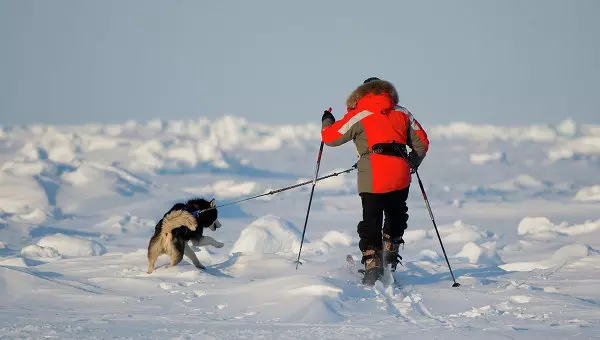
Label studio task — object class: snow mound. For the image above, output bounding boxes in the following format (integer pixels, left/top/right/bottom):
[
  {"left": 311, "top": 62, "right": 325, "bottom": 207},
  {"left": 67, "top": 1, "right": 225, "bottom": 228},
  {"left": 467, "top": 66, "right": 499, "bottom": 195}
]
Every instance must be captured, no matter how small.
[
  {"left": 321, "top": 231, "right": 352, "bottom": 248},
  {"left": 230, "top": 215, "right": 303, "bottom": 255},
  {"left": 518, "top": 217, "right": 600, "bottom": 239},
  {"left": 469, "top": 151, "right": 506, "bottom": 165},
  {"left": 37, "top": 128, "right": 79, "bottom": 163},
  {"left": 548, "top": 136, "right": 600, "bottom": 161},
  {"left": 574, "top": 185, "right": 600, "bottom": 202},
  {"left": 21, "top": 244, "right": 62, "bottom": 260},
  {"left": 550, "top": 244, "right": 598, "bottom": 263},
  {"left": 418, "top": 249, "right": 440, "bottom": 261},
  {"left": 35, "top": 234, "right": 107, "bottom": 258},
  {"left": 455, "top": 241, "right": 503, "bottom": 265},
  {"left": 555, "top": 118, "right": 579, "bottom": 138},
  {"left": 436, "top": 220, "right": 493, "bottom": 243}
]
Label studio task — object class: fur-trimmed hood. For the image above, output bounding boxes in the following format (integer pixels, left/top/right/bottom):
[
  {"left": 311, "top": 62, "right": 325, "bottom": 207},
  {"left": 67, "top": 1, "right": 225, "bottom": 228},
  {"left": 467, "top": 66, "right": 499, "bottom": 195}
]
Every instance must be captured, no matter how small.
[{"left": 345, "top": 79, "right": 399, "bottom": 110}]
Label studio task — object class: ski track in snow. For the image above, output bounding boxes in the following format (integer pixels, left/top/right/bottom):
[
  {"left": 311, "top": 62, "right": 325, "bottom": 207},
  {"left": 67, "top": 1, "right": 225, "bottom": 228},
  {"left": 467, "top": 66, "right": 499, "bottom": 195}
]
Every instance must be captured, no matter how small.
[{"left": 1, "top": 117, "right": 600, "bottom": 339}]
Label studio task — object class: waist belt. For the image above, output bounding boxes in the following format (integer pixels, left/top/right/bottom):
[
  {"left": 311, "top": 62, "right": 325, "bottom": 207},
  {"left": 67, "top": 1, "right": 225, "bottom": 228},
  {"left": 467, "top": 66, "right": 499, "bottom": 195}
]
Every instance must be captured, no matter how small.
[{"left": 362, "top": 142, "right": 408, "bottom": 158}]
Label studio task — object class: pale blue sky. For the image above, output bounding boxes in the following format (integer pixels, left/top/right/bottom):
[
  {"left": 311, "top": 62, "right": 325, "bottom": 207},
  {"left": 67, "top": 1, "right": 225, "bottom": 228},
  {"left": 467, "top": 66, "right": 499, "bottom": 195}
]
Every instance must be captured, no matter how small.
[{"left": 1, "top": 0, "right": 598, "bottom": 127}]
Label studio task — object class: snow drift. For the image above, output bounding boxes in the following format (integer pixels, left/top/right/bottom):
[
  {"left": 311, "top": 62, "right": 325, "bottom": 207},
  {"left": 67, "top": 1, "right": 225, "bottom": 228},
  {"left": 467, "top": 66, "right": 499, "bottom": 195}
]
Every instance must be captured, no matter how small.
[
  {"left": 27, "top": 234, "right": 107, "bottom": 258},
  {"left": 230, "top": 215, "right": 303, "bottom": 255},
  {"left": 518, "top": 217, "right": 600, "bottom": 239}
]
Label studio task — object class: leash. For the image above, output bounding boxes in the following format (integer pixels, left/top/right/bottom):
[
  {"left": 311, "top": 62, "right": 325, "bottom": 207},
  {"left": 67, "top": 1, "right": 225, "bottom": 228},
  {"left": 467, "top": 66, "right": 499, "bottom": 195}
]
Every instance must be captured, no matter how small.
[{"left": 191, "top": 162, "right": 358, "bottom": 217}]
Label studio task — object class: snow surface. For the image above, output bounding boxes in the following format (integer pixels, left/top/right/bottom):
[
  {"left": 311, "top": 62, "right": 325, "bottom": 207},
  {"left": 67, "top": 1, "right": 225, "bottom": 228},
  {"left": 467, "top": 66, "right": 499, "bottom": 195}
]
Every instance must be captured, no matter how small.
[
  {"left": 1, "top": 116, "right": 600, "bottom": 339},
  {"left": 469, "top": 151, "right": 506, "bottom": 165}
]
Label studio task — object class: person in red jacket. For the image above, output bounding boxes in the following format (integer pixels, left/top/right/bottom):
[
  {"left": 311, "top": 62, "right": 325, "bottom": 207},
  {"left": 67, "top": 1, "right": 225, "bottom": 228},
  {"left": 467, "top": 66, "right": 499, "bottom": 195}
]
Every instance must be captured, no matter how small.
[{"left": 321, "top": 77, "right": 429, "bottom": 286}]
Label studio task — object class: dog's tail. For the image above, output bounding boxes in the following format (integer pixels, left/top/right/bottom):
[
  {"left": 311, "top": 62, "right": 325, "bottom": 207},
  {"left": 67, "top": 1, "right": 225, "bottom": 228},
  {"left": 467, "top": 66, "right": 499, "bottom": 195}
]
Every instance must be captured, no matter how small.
[{"left": 159, "top": 210, "right": 197, "bottom": 234}]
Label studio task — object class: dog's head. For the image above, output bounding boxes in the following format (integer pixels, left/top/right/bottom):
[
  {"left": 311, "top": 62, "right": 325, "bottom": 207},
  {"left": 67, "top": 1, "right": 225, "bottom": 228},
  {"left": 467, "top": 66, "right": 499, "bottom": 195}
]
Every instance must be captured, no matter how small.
[{"left": 186, "top": 198, "right": 222, "bottom": 231}]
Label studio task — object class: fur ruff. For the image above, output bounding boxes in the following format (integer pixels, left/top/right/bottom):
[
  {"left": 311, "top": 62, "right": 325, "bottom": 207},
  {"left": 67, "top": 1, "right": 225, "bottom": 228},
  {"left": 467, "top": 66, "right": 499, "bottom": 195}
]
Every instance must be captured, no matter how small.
[{"left": 346, "top": 79, "right": 399, "bottom": 110}]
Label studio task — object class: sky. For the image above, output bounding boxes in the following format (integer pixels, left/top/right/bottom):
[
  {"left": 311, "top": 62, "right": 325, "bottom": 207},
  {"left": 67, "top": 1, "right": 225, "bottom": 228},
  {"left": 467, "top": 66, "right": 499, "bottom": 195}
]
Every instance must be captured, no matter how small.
[{"left": 1, "top": 0, "right": 599, "bottom": 128}]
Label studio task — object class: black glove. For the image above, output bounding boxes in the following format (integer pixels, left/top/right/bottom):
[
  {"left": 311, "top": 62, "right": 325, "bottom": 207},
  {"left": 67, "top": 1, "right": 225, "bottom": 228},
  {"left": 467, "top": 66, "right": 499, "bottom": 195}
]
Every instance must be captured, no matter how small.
[
  {"left": 321, "top": 109, "right": 335, "bottom": 123},
  {"left": 407, "top": 151, "right": 423, "bottom": 173}
]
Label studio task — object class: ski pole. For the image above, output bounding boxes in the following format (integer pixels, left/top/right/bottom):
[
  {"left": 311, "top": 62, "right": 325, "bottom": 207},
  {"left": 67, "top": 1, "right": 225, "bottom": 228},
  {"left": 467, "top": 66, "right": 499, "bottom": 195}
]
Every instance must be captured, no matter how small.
[
  {"left": 294, "top": 108, "right": 330, "bottom": 269},
  {"left": 415, "top": 170, "right": 460, "bottom": 287}
]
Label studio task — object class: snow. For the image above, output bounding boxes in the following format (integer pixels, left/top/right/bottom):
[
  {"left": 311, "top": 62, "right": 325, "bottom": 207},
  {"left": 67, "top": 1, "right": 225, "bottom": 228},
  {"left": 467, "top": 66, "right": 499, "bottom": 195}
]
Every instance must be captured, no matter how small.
[
  {"left": 429, "top": 122, "right": 558, "bottom": 142},
  {"left": 1, "top": 116, "right": 600, "bottom": 339},
  {"left": 469, "top": 151, "right": 505, "bottom": 165},
  {"left": 21, "top": 244, "right": 62, "bottom": 260},
  {"left": 230, "top": 215, "right": 303, "bottom": 255},
  {"left": 435, "top": 220, "right": 493, "bottom": 243},
  {"left": 321, "top": 230, "right": 353, "bottom": 247},
  {"left": 555, "top": 118, "right": 578, "bottom": 138},
  {"left": 518, "top": 217, "right": 600, "bottom": 239},
  {"left": 548, "top": 136, "right": 600, "bottom": 161},
  {"left": 0, "top": 173, "right": 49, "bottom": 214},
  {"left": 184, "top": 179, "right": 260, "bottom": 199},
  {"left": 34, "top": 234, "right": 107, "bottom": 258},
  {"left": 574, "top": 185, "right": 600, "bottom": 202},
  {"left": 455, "top": 241, "right": 503, "bottom": 265},
  {"left": 499, "top": 243, "right": 598, "bottom": 272},
  {"left": 0, "top": 257, "right": 27, "bottom": 267}
]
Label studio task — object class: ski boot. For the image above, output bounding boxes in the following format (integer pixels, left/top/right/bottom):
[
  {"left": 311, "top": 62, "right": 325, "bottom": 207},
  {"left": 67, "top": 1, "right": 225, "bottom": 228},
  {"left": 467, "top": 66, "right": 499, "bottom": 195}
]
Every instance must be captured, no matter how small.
[
  {"left": 361, "top": 249, "right": 383, "bottom": 286},
  {"left": 383, "top": 234, "right": 404, "bottom": 272}
]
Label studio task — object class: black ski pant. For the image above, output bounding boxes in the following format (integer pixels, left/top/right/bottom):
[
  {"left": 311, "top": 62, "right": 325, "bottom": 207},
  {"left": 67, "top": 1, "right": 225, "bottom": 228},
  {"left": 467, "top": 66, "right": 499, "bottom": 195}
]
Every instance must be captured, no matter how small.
[{"left": 357, "top": 186, "right": 410, "bottom": 252}]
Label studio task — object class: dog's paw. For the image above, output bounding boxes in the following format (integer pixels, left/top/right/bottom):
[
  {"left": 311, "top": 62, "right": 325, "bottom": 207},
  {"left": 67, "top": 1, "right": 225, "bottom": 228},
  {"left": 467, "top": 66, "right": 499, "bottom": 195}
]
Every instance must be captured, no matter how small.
[
  {"left": 195, "top": 263, "right": 206, "bottom": 270},
  {"left": 214, "top": 241, "right": 224, "bottom": 248}
]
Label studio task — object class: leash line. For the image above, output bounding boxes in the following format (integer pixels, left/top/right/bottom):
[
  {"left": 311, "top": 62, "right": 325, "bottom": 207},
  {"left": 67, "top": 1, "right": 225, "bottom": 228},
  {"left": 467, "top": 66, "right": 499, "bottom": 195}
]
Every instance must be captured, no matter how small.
[{"left": 191, "top": 163, "right": 357, "bottom": 216}]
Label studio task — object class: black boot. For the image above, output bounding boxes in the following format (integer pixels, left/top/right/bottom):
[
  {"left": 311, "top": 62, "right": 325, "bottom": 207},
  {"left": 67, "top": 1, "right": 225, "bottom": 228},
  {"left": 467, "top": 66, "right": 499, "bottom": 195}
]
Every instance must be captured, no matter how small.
[
  {"left": 361, "top": 249, "right": 383, "bottom": 286},
  {"left": 383, "top": 234, "right": 404, "bottom": 272}
]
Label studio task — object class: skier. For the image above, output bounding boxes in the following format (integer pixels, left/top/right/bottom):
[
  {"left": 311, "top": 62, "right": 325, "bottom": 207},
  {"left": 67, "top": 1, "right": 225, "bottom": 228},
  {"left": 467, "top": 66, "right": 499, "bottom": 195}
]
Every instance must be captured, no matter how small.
[{"left": 321, "top": 77, "right": 430, "bottom": 286}]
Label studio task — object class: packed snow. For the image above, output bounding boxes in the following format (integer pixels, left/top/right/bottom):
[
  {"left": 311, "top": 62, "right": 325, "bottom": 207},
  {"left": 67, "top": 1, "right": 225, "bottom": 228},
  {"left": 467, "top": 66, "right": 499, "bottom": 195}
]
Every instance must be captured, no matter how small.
[{"left": 1, "top": 116, "right": 600, "bottom": 339}]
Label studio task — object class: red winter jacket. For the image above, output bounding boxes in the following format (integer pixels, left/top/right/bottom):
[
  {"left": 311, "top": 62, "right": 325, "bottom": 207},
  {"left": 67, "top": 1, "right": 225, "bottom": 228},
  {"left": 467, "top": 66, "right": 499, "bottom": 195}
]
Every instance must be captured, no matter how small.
[{"left": 321, "top": 79, "right": 429, "bottom": 194}]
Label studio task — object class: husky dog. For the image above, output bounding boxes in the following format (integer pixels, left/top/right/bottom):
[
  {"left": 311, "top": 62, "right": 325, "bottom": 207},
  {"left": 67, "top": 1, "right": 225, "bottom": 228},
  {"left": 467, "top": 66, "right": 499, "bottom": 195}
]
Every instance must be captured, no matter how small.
[{"left": 147, "top": 198, "right": 224, "bottom": 274}]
